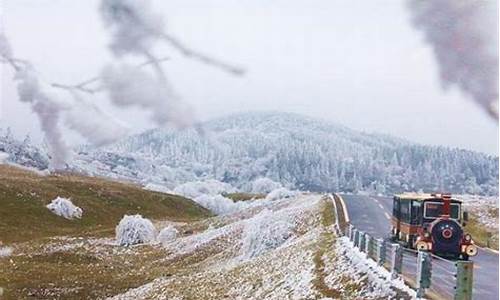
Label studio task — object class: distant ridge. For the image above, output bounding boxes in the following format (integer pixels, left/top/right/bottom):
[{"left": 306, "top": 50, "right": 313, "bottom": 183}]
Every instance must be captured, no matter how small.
[{"left": 72, "top": 111, "right": 498, "bottom": 196}]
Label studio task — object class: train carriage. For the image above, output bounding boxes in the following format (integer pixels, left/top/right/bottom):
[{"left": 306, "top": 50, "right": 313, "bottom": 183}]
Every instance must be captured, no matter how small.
[{"left": 391, "top": 193, "right": 477, "bottom": 260}]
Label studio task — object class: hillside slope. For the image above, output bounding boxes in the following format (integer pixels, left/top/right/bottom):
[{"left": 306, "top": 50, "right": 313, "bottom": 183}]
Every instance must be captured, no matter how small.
[
  {"left": 0, "top": 165, "right": 211, "bottom": 243},
  {"left": 74, "top": 112, "right": 498, "bottom": 195}
]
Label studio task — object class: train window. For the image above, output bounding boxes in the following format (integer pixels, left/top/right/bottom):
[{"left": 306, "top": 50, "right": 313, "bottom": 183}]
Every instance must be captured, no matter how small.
[
  {"left": 400, "top": 200, "right": 411, "bottom": 223},
  {"left": 410, "top": 201, "right": 421, "bottom": 225},
  {"left": 393, "top": 198, "right": 400, "bottom": 218},
  {"left": 424, "top": 202, "right": 460, "bottom": 219}
]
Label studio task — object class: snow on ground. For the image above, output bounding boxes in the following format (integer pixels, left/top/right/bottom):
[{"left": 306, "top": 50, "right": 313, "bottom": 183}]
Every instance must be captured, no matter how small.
[
  {"left": 4, "top": 193, "right": 414, "bottom": 299},
  {"left": 325, "top": 237, "right": 416, "bottom": 299},
  {"left": 108, "top": 194, "right": 413, "bottom": 299},
  {"left": 46, "top": 197, "right": 83, "bottom": 219}
]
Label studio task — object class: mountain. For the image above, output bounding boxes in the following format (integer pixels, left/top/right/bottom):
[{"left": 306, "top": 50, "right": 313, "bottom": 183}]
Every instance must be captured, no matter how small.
[{"left": 73, "top": 112, "right": 499, "bottom": 196}]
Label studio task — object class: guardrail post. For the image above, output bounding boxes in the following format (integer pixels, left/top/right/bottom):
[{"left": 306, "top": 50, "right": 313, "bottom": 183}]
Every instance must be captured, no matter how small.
[
  {"left": 359, "top": 231, "right": 366, "bottom": 252},
  {"left": 365, "top": 234, "right": 371, "bottom": 257},
  {"left": 454, "top": 261, "right": 473, "bottom": 300},
  {"left": 416, "top": 250, "right": 432, "bottom": 298},
  {"left": 376, "top": 238, "right": 386, "bottom": 266},
  {"left": 390, "top": 244, "right": 402, "bottom": 278}
]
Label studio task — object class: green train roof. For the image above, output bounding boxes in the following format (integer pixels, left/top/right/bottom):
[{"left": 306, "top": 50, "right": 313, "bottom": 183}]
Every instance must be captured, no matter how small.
[{"left": 394, "top": 193, "right": 462, "bottom": 203}]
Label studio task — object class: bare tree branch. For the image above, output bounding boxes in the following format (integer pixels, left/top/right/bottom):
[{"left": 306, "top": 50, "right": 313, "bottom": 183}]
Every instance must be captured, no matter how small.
[
  {"left": 48, "top": 56, "right": 170, "bottom": 94},
  {"left": 160, "top": 32, "right": 245, "bottom": 76}
]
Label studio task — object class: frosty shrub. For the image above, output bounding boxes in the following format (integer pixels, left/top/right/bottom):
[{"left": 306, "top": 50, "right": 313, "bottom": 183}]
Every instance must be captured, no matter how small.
[
  {"left": 46, "top": 197, "right": 83, "bottom": 219},
  {"left": 0, "top": 246, "right": 13, "bottom": 257},
  {"left": 157, "top": 225, "right": 178, "bottom": 244},
  {"left": 116, "top": 214, "right": 156, "bottom": 246},
  {"left": 193, "top": 194, "right": 246, "bottom": 215},
  {"left": 240, "top": 209, "right": 293, "bottom": 259},
  {"left": 0, "top": 152, "right": 8, "bottom": 164},
  {"left": 265, "top": 188, "right": 298, "bottom": 201},
  {"left": 173, "top": 180, "right": 237, "bottom": 199},
  {"left": 251, "top": 177, "right": 282, "bottom": 194}
]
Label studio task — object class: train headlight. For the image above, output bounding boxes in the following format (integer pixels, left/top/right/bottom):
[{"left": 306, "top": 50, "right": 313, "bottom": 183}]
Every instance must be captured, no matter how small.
[
  {"left": 465, "top": 245, "right": 478, "bottom": 256},
  {"left": 464, "top": 233, "right": 472, "bottom": 242},
  {"left": 416, "top": 241, "right": 428, "bottom": 251}
]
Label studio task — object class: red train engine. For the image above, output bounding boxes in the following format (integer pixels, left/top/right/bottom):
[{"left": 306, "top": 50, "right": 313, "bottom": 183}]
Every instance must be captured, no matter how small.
[{"left": 391, "top": 193, "right": 477, "bottom": 260}]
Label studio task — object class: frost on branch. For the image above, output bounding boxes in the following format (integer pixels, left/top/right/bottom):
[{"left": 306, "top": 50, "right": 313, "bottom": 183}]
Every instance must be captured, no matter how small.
[
  {"left": 240, "top": 209, "right": 293, "bottom": 259},
  {"left": 251, "top": 177, "right": 282, "bottom": 194},
  {"left": 157, "top": 225, "right": 178, "bottom": 244},
  {"left": 116, "top": 214, "right": 156, "bottom": 246},
  {"left": 100, "top": 0, "right": 163, "bottom": 56},
  {"left": 46, "top": 197, "right": 83, "bottom": 219},
  {"left": 265, "top": 188, "right": 298, "bottom": 201}
]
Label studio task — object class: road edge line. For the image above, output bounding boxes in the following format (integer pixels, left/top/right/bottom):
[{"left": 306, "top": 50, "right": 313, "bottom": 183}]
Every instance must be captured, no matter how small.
[
  {"left": 335, "top": 193, "right": 350, "bottom": 224},
  {"left": 477, "top": 245, "right": 499, "bottom": 254}
]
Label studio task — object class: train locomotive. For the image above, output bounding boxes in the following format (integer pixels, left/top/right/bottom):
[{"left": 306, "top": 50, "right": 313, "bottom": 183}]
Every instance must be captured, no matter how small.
[{"left": 390, "top": 193, "right": 477, "bottom": 260}]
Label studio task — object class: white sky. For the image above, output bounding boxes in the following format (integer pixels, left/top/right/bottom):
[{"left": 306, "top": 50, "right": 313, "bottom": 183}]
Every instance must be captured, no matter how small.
[{"left": 0, "top": 0, "right": 498, "bottom": 155}]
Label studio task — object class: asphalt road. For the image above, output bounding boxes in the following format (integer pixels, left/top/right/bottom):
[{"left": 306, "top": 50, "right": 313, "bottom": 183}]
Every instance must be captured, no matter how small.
[{"left": 341, "top": 194, "right": 499, "bottom": 300}]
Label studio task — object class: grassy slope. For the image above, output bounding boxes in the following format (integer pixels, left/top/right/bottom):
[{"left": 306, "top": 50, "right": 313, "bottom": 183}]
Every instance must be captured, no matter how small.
[
  {"left": 0, "top": 165, "right": 211, "bottom": 243},
  {"left": 465, "top": 213, "right": 499, "bottom": 250},
  {"left": 223, "top": 192, "right": 266, "bottom": 202}
]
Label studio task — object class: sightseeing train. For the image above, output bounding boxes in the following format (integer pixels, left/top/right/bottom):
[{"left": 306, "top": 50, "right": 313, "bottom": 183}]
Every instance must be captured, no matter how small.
[{"left": 391, "top": 193, "right": 477, "bottom": 260}]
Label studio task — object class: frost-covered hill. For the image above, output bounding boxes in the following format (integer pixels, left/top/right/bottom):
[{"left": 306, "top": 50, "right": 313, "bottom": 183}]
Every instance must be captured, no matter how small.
[{"left": 74, "top": 112, "right": 499, "bottom": 195}]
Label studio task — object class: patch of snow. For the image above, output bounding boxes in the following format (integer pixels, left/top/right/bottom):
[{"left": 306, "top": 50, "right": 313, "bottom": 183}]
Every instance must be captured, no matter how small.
[
  {"left": 116, "top": 215, "right": 156, "bottom": 246},
  {"left": 46, "top": 197, "right": 83, "bottom": 219},
  {"left": 265, "top": 188, "right": 298, "bottom": 201},
  {"left": 157, "top": 225, "right": 178, "bottom": 244}
]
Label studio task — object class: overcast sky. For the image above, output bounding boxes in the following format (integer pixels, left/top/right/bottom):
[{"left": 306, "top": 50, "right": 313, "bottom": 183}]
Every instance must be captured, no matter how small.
[{"left": 0, "top": 0, "right": 498, "bottom": 155}]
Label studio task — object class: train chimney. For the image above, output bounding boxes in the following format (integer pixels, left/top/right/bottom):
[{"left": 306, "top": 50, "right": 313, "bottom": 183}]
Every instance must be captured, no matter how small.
[{"left": 441, "top": 193, "right": 451, "bottom": 217}]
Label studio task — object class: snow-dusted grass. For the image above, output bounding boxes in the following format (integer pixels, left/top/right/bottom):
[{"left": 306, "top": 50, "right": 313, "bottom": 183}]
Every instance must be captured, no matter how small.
[
  {"left": 460, "top": 194, "right": 498, "bottom": 230},
  {"left": 116, "top": 215, "right": 156, "bottom": 246},
  {"left": 325, "top": 236, "right": 416, "bottom": 299},
  {"left": 46, "top": 197, "right": 83, "bottom": 219}
]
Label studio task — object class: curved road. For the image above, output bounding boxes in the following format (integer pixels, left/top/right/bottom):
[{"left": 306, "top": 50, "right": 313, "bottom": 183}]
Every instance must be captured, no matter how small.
[{"left": 341, "top": 194, "right": 499, "bottom": 300}]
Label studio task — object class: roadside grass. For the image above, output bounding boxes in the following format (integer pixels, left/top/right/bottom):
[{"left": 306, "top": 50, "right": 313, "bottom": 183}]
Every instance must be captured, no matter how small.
[
  {"left": 0, "top": 165, "right": 211, "bottom": 243},
  {"left": 311, "top": 198, "right": 341, "bottom": 298},
  {"left": 465, "top": 214, "right": 499, "bottom": 250},
  {"left": 223, "top": 192, "right": 266, "bottom": 202},
  {"left": 0, "top": 240, "right": 177, "bottom": 299}
]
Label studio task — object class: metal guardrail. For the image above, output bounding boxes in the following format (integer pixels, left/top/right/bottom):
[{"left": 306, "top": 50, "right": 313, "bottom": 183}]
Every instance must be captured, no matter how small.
[{"left": 333, "top": 194, "right": 474, "bottom": 300}]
